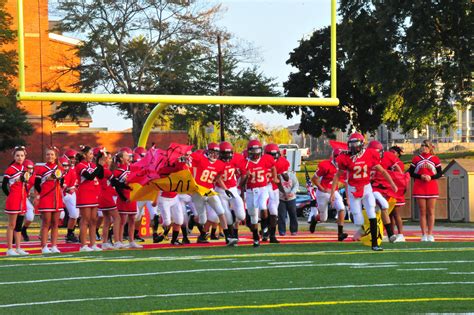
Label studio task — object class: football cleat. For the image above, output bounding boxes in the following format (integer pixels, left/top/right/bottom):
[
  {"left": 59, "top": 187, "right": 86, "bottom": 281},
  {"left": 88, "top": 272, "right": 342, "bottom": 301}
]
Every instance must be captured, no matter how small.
[
  {"left": 371, "top": 245, "right": 384, "bottom": 252},
  {"left": 226, "top": 238, "right": 238, "bottom": 247},
  {"left": 197, "top": 235, "right": 209, "bottom": 244},
  {"left": 210, "top": 234, "right": 219, "bottom": 240},
  {"left": 338, "top": 233, "right": 348, "bottom": 242},
  {"left": 171, "top": 240, "right": 183, "bottom": 246},
  {"left": 253, "top": 240, "right": 260, "bottom": 248},
  {"left": 182, "top": 237, "right": 191, "bottom": 244},
  {"left": 66, "top": 234, "right": 80, "bottom": 243},
  {"left": 153, "top": 234, "right": 165, "bottom": 244},
  {"left": 269, "top": 237, "right": 280, "bottom": 244}
]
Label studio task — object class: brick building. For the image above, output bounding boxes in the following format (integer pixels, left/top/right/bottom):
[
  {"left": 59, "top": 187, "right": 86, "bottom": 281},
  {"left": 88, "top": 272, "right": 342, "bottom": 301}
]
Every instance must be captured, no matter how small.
[{"left": 1, "top": 0, "right": 187, "bottom": 164}]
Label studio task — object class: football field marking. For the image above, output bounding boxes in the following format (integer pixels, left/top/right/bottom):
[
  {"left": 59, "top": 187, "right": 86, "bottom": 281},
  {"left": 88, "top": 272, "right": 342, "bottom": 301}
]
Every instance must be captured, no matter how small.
[
  {"left": 448, "top": 272, "right": 474, "bottom": 275},
  {"left": 1, "top": 281, "right": 474, "bottom": 309},
  {"left": 1, "top": 246, "right": 473, "bottom": 265},
  {"left": 1, "top": 259, "right": 473, "bottom": 286},
  {"left": 397, "top": 268, "right": 448, "bottom": 271},
  {"left": 128, "top": 297, "right": 474, "bottom": 313}
]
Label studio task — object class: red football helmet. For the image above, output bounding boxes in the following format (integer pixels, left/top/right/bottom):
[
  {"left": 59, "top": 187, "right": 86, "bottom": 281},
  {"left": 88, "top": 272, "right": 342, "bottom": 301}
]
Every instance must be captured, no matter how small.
[
  {"left": 206, "top": 142, "right": 220, "bottom": 162},
  {"left": 93, "top": 146, "right": 107, "bottom": 156},
  {"left": 264, "top": 143, "right": 280, "bottom": 160},
  {"left": 58, "top": 156, "right": 70, "bottom": 166},
  {"left": 23, "top": 159, "right": 34, "bottom": 169},
  {"left": 219, "top": 141, "right": 233, "bottom": 162},
  {"left": 347, "top": 132, "right": 365, "bottom": 155},
  {"left": 133, "top": 146, "right": 147, "bottom": 157},
  {"left": 332, "top": 148, "right": 343, "bottom": 160},
  {"left": 132, "top": 153, "right": 141, "bottom": 163},
  {"left": 247, "top": 139, "right": 262, "bottom": 160},
  {"left": 64, "top": 149, "right": 78, "bottom": 159},
  {"left": 368, "top": 140, "right": 384, "bottom": 158}
]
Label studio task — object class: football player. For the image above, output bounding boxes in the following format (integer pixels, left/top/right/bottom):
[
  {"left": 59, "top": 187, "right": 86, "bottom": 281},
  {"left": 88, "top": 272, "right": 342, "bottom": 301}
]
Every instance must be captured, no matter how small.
[{"left": 330, "top": 133, "right": 397, "bottom": 251}]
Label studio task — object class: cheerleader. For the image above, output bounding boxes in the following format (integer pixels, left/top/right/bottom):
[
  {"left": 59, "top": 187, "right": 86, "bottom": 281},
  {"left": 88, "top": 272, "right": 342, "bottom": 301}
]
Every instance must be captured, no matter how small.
[
  {"left": 35, "top": 146, "right": 64, "bottom": 254},
  {"left": 409, "top": 140, "right": 442, "bottom": 242},
  {"left": 95, "top": 147, "right": 123, "bottom": 249},
  {"left": 20, "top": 159, "right": 35, "bottom": 242},
  {"left": 112, "top": 148, "right": 141, "bottom": 248},
  {"left": 76, "top": 146, "right": 104, "bottom": 252},
  {"left": 2, "top": 146, "right": 29, "bottom": 256},
  {"left": 388, "top": 146, "right": 406, "bottom": 242},
  {"left": 63, "top": 149, "right": 80, "bottom": 243}
]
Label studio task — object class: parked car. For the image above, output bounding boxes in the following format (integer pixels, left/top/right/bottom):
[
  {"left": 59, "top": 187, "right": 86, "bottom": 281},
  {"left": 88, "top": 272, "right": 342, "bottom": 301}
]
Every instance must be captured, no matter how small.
[{"left": 295, "top": 186, "right": 313, "bottom": 218}]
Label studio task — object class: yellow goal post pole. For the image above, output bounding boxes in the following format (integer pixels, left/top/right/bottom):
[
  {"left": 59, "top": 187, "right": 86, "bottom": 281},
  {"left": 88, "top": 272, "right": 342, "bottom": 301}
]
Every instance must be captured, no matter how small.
[
  {"left": 137, "top": 103, "right": 169, "bottom": 148},
  {"left": 331, "top": 0, "right": 337, "bottom": 99}
]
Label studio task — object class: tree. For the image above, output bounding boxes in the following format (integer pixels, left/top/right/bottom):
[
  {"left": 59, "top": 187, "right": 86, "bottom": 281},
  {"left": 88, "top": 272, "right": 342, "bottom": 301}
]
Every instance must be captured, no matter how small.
[
  {"left": 54, "top": 0, "right": 279, "bottom": 145},
  {"left": 0, "top": 0, "right": 32, "bottom": 150},
  {"left": 282, "top": 0, "right": 472, "bottom": 137}
]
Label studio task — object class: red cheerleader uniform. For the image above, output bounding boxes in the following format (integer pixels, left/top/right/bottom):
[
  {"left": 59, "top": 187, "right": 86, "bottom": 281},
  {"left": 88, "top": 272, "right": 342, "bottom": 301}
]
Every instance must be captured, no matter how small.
[
  {"left": 76, "top": 161, "right": 100, "bottom": 208},
  {"left": 3, "top": 163, "right": 27, "bottom": 214},
  {"left": 410, "top": 153, "right": 441, "bottom": 199},
  {"left": 113, "top": 164, "right": 136, "bottom": 214},
  {"left": 99, "top": 167, "right": 117, "bottom": 211},
  {"left": 35, "top": 162, "right": 64, "bottom": 212}
]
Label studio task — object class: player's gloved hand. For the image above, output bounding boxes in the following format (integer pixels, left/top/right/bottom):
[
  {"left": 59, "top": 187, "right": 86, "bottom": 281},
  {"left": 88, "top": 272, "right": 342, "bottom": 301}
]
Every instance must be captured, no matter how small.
[{"left": 225, "top": 189, "right": 234, "bottom": 199}]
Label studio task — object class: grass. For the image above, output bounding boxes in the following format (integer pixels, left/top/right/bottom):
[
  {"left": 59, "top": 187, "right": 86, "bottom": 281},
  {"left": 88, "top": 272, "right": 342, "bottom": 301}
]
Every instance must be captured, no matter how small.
[{"left": 1, "top": 242, "right": 474, "bottom": 313}]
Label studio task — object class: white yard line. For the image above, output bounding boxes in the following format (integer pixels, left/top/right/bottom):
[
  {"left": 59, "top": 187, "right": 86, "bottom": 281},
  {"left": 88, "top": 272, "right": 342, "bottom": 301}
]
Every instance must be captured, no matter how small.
[
  {"left": 232, "top": 260, "right": 275, "bottom": 263},
  {"left": 448, "top": 272, "right": 474, "bottom": 275},
  {"left": 268, "top": 261, "right": 314, "bottom": 265},
  {"left": 0, "top": 264, "right": 315, "bottom": 285},
  {"left": 1, "top": 281, "right": 474, "bottom": 309},
  {"left": 351, "top": 265, "right": 399, "bottom": 269},
  {"left": 397, "top": 268, "right": 448, "bottom": 271}
]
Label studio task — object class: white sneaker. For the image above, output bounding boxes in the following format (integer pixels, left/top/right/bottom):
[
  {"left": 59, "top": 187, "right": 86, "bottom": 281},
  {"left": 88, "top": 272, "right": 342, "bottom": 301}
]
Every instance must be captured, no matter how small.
[
  {"left": 226, "top": 238, "right": 238, "bottom": 247},
  {"left": 394, "top": 234, "right": 405, "bottom": 243},
  {"left": 382, "top": 235, "right": 389, "bottom": 242},
  {"left": 389, "top": 235, "right": 398, "bottom": 243},
  {"left": 79, "top": 245, "right": 93, "bottom": 252},
  {"left": 6, "top": 249, "right": 19, "bottom": 256},
  {"left": 128, "top": 241, "right": 143, "bottom": 249},
  {"left": 42, "top": 246, "right": 51, "bottom": 254},
  {"left": 427, "top": 235, "right": 435, "bottom": 242},
  {"left": 113, "top": 241, "right": 125, "bottom": 249},
  {"left": 101, "top": 243, "right": 113, "bottom": 250},
  {"left": 420, "top": 235, "right": 428, "bottom": 242},
  {"left": 50, "top": 246, "right": 61, "bottom": 253},
  {"left": 91, "top": 244, "right": 102, "bottom": 251},
  {"left": 16, "top": 248, "right": 29, "bottom": 255}
]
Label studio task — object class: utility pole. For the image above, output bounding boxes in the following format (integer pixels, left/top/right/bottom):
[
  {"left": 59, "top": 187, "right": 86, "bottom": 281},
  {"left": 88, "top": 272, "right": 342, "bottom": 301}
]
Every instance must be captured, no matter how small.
[{"left": 217, "top": 35, "right": 224, "bottom": 142}]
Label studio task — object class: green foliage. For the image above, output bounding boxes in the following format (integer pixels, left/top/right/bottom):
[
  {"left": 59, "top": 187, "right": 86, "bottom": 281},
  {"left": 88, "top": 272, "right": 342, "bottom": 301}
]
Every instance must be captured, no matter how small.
[
  {"left": 282, "top": 0, "right": 472, "bottom": 137},
  {"left": 0, "top": 0, "right": 32, "bottom": 151}
]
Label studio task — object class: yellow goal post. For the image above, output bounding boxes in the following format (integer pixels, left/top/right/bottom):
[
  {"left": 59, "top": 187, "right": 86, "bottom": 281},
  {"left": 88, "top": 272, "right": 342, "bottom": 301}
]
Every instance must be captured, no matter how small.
[{"left": 15, "top": 0, "right": 338, "bottom": 148}]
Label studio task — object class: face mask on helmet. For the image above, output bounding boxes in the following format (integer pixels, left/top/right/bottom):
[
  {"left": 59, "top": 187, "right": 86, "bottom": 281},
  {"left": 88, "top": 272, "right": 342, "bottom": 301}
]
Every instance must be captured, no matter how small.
[
  {"left": 220, "top": 151, "right": 233, "bottom": 162},
  {"left": 248, "top": 147, "right": 262, "bottom": 160},
  {"left": 207, "top": 149, "right": 220, "bottom": 161},
  {"left": 348, "top": 140, "right": 363, "bottom": 155}
]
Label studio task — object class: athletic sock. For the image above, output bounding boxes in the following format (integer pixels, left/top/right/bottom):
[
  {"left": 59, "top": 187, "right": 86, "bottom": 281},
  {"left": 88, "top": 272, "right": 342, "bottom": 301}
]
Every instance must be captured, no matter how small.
[
  {"left": 181, "top": 225, "right": 188, "bottom": 239},
  {"left": 252, "top": 229, "right": 259, "bottom": 241},
  {"left": 369, "top": 218, "right": 378, "bottom": 247},
  {"left": 163, "top": 226, "right": 170, "bottom": 237},
  {"left": 260, "top": 217, "right": 268, "bottom": 235},
  {"left": 227, "top": 225, "right": 234, "bottom": 239},
  {"left": 338, "top": 225, "right": 343, "bottom": 235},
  {"left": 153, "top": 216, "right": 159, "bottom": 232},
  {"left": 384, "top": 224, "right": 394, "bottom": 238},
  {"left": 234, "top": 227, "right": 239, "bottom": 239},
  {"left": 67, "top": 228, "right": 74, "bottom": 236},
  {"left": 211, "top": 227, "right": 217, "bottom": 238},
  {"left": 223, "top": 229, "right": 230, "bottom": 242},
  {"left": 171, "top": 230, "right": 179, "bottom": 243},
  {"left": 197, "top": 224, "right": 204, "bottom": 235},
  {"left": 269, "top": 215, "right": 277, "bottom": 238}
]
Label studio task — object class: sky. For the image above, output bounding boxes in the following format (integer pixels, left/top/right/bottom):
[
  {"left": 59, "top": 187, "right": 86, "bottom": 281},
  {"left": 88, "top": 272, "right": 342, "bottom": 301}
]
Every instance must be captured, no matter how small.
[{"left": 88, "top": 0, "right": 332, "bottom": 131}]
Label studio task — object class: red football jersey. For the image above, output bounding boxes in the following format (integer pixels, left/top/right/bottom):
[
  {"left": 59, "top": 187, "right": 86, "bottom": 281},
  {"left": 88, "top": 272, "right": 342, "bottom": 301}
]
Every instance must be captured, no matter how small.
[
  {"left": 271, "top": 156, "right": 290, "bottom": 189},
  {"left": 241, "top": 154, "right": 275, "bottom": 189},
  {"left": 316, "top": 159, "right": 346, "bottom": 190},
  {"left": 191, "top": 152, "right": 224, "bottom": 189},
  {"left": 372, "top": 151, "right": 399, "bottom": 188},
  {"left": 336, "top": 148, "right": 380, "bottom": 187},
  {"left": 63, "top": 168, "right": 77, "bottom": 195}
]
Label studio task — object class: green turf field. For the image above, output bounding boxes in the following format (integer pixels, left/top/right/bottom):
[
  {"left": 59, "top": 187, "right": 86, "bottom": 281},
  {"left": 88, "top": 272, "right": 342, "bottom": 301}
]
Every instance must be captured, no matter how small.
[{"left": 1, "top": 242, "right": 474, "bottom": 314}]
